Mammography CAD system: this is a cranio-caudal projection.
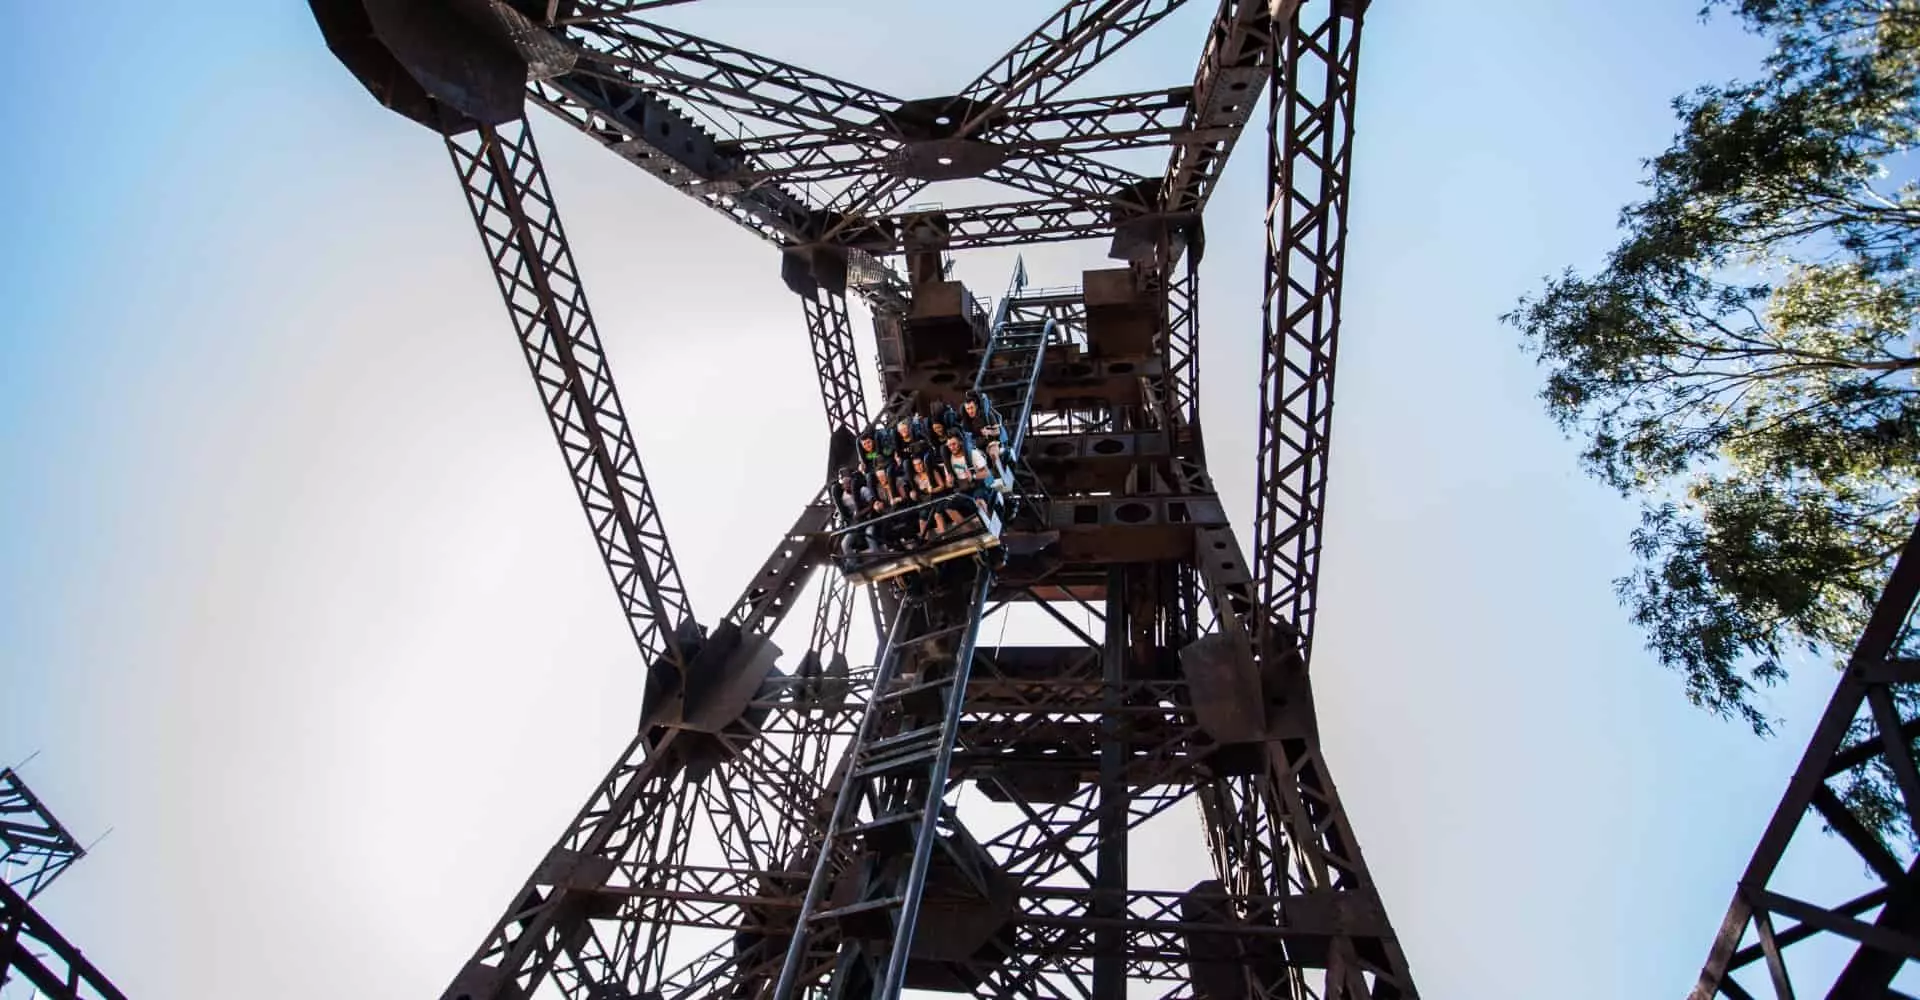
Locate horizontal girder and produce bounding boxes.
[508,1,1266,256]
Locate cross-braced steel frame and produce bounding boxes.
[0,769,124,1000]
[308,1,1406,997]
[1691,518,1920,999]
[1,769,84,904]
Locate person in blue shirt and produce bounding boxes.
[960,391,1009,492]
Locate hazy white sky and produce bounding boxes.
[0,2,1888,997]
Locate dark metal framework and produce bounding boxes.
[1,768,84,903]
[516,0,1273,263]
[309,0,1407,997]
[1254,4,1359,666]
[1692,519,1920,999]
[0,769,124,1000]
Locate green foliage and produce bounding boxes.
[1507,0,1920,735]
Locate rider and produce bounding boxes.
[960,391,1009,492]
[857,431,886,471]
[830,467,863,526]
[910,453,966,535]
[941,433,992,525]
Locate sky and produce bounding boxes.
[0,2,1886,998]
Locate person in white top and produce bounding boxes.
[941,434,993,525]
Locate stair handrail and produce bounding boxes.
[990,256,1029,331]
[982,318,1054,467]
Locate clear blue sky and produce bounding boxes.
[0,2,1874,997]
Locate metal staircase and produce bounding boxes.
[770,573,997,1000]
[777,263,1057,1000]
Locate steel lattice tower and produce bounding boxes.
[0,768,124,1000]
[308,2,1412,998]
[1690,520,1920,995]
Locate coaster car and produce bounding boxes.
[835,499,1003,586]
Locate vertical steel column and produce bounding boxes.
[1092,566,1130,1000]
[809,570,860,659]
[1251,0,1365,665]
[799,284,870,661]
[1165,250,1201,443]
[800,289,869,435]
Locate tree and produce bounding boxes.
[1507,1,1920,835]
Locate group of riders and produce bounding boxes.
[831,389,1014,563]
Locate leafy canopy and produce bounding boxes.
[1508,0,1920,734]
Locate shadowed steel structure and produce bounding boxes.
[307,1,1412,998]
[1691,519,1920,999]
[0,769,125,1000]
[2,768,84,903]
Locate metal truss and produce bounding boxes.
[446,117,696,672]
[1201,743,1415,997]
[740,88,1194,164]
[722,502,834,636]
[581,579,1410,1000]
[1168,250,1200,434]
[977,562,1411,1000]
[508,0,1280,259]
[892,202,1111,250]
[807,568,858,665]
[1164,1,1278,217]
[1252,0,1364,666]
[312,1,1409,998]
[0,769,83,902]
[798,289,867,437]
[795,282,865,679]
[0,879,126,1000]
[1134,243,1200,449]
[435,114,868,999]
[0,770,122,1000]
[1231,18,1409,988]
[953,1,1188,128]
[1692,520,1920,999]
[437,457,867,999]
[563,14,894,138]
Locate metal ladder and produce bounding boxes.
[769,576,994,1000]
[771,267,1054,1000]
